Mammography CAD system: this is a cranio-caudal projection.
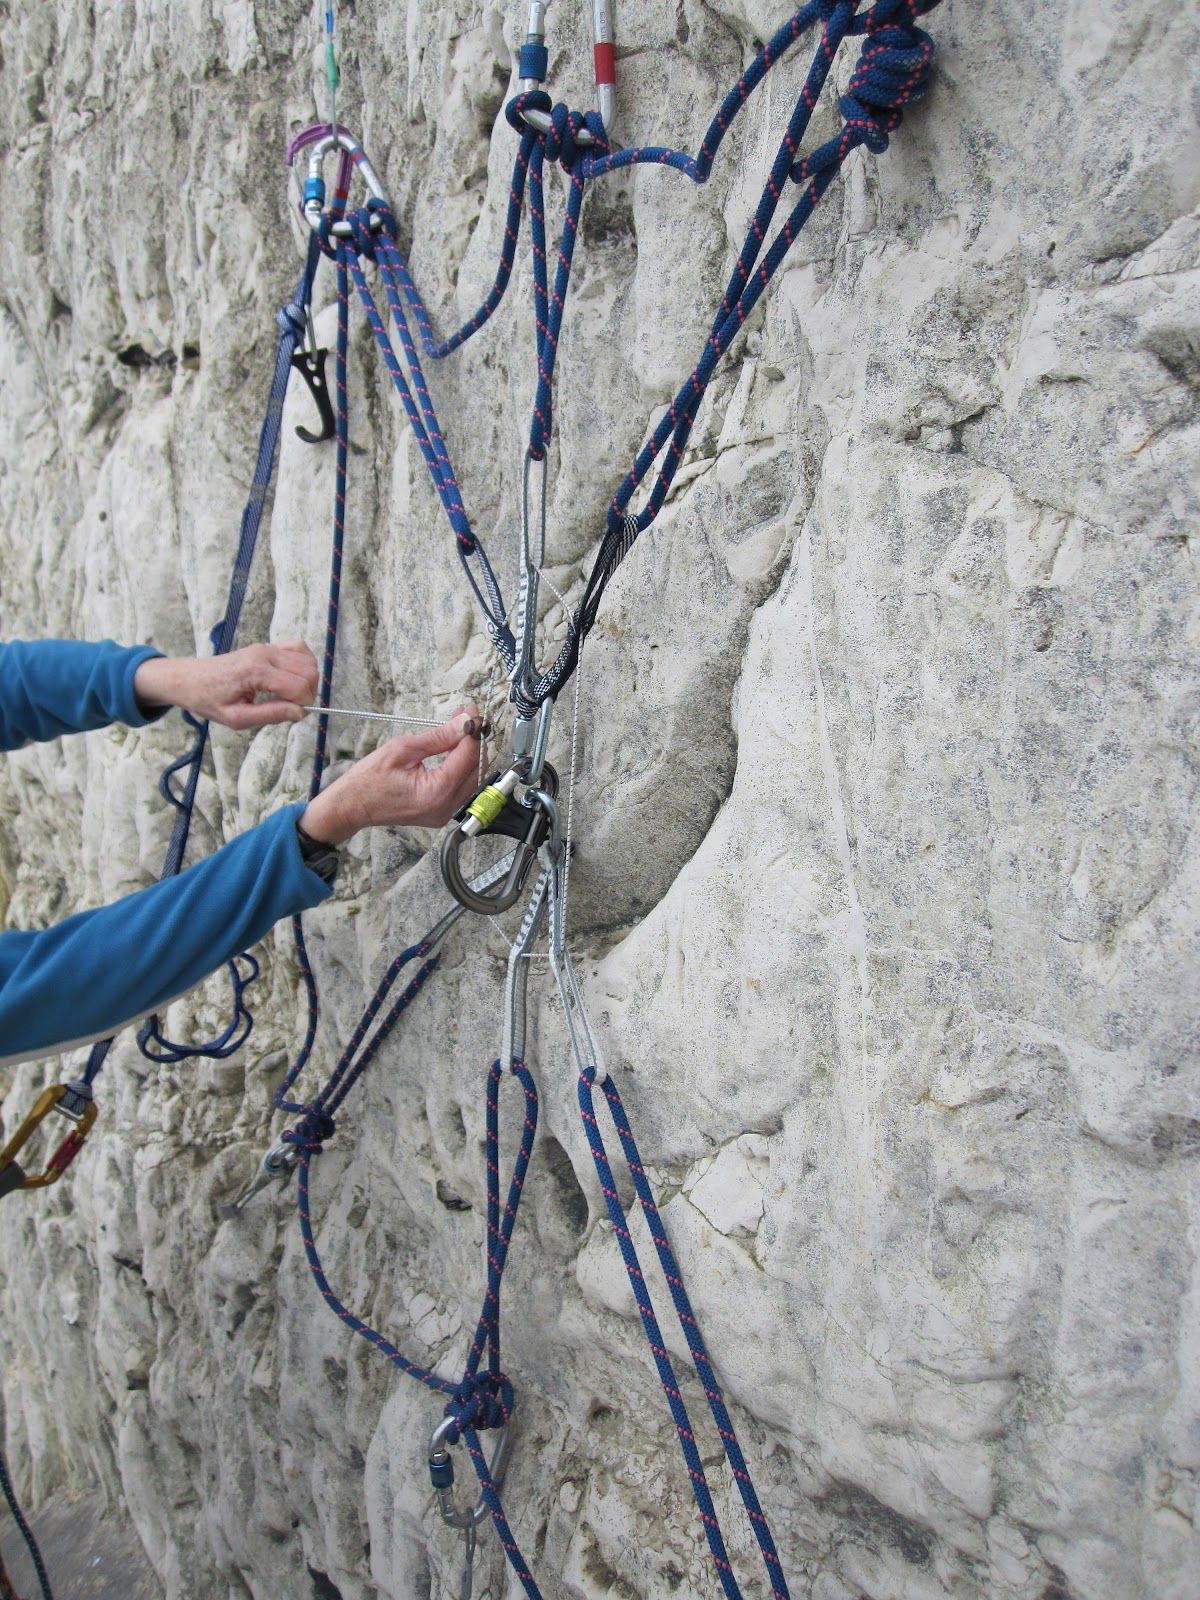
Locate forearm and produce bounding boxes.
[0,806,331,1066]
[0,638,167,750]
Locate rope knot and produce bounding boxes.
[282,1106,337,1152]
[346,200,396,260]
[839,21,936,153]
[441,1372,514,1445]
[853,0,942,32]
[504,91,607,168]
[316,199,397,262]
[546,103,589,169]
[506,89,551,136]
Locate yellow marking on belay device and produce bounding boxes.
[466,786,508,830]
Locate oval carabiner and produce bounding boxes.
[440,766,558,916]
[428,1416,514,1530]
[0,1081,98,1200]
[301,129,391,238]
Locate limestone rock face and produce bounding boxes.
[1,3,1197,1599]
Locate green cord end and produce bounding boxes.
[325,40,340,93]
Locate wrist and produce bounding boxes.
[300,789,360,847]
[132,655,187,711]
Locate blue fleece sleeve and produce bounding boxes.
[0,805,332,1065]
[0,638,168,750]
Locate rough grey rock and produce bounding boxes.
[1,3,1197,1599]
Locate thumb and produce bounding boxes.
[396,710,479,763]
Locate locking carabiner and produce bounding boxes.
[429,1416,515,1599]
[428,1415,514,1530]
[300,128,391,239]
[440,765,558,916]
[0,1080,98,1200]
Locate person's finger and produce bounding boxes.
[269,642,320,692]
[392,708,480,764]
[247,662,315,705]
[219,699,306,730]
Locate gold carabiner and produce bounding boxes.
[0,1083,98,1198]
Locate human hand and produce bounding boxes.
[299,709,482,846]
[133,642,320,729]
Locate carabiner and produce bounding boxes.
[301,129,391,239]
[514,1,615,142]
[428,1416,515,1530]
[440,766,558,916]
[592,1,617,132]
[0,1081,98,1199]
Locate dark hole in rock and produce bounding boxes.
[116,344,177,370]
[436,1178,471,1212]
[1041,1563,1073,1600]
[307,1566,345,1600]
[539,1133,590,1241]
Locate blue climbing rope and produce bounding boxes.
[293,1057,543,1595]
[134,235,324,1065]
[522,0,941,710]
[348,0,938,714]
[579,1067,791,1599]
[0,1447,54,1600]
[75,238,323,1090]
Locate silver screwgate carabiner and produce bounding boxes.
[429,1416,515,1599]
[301,129,391,239]
[515,0,614,142]
[428,1415,514,1527]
